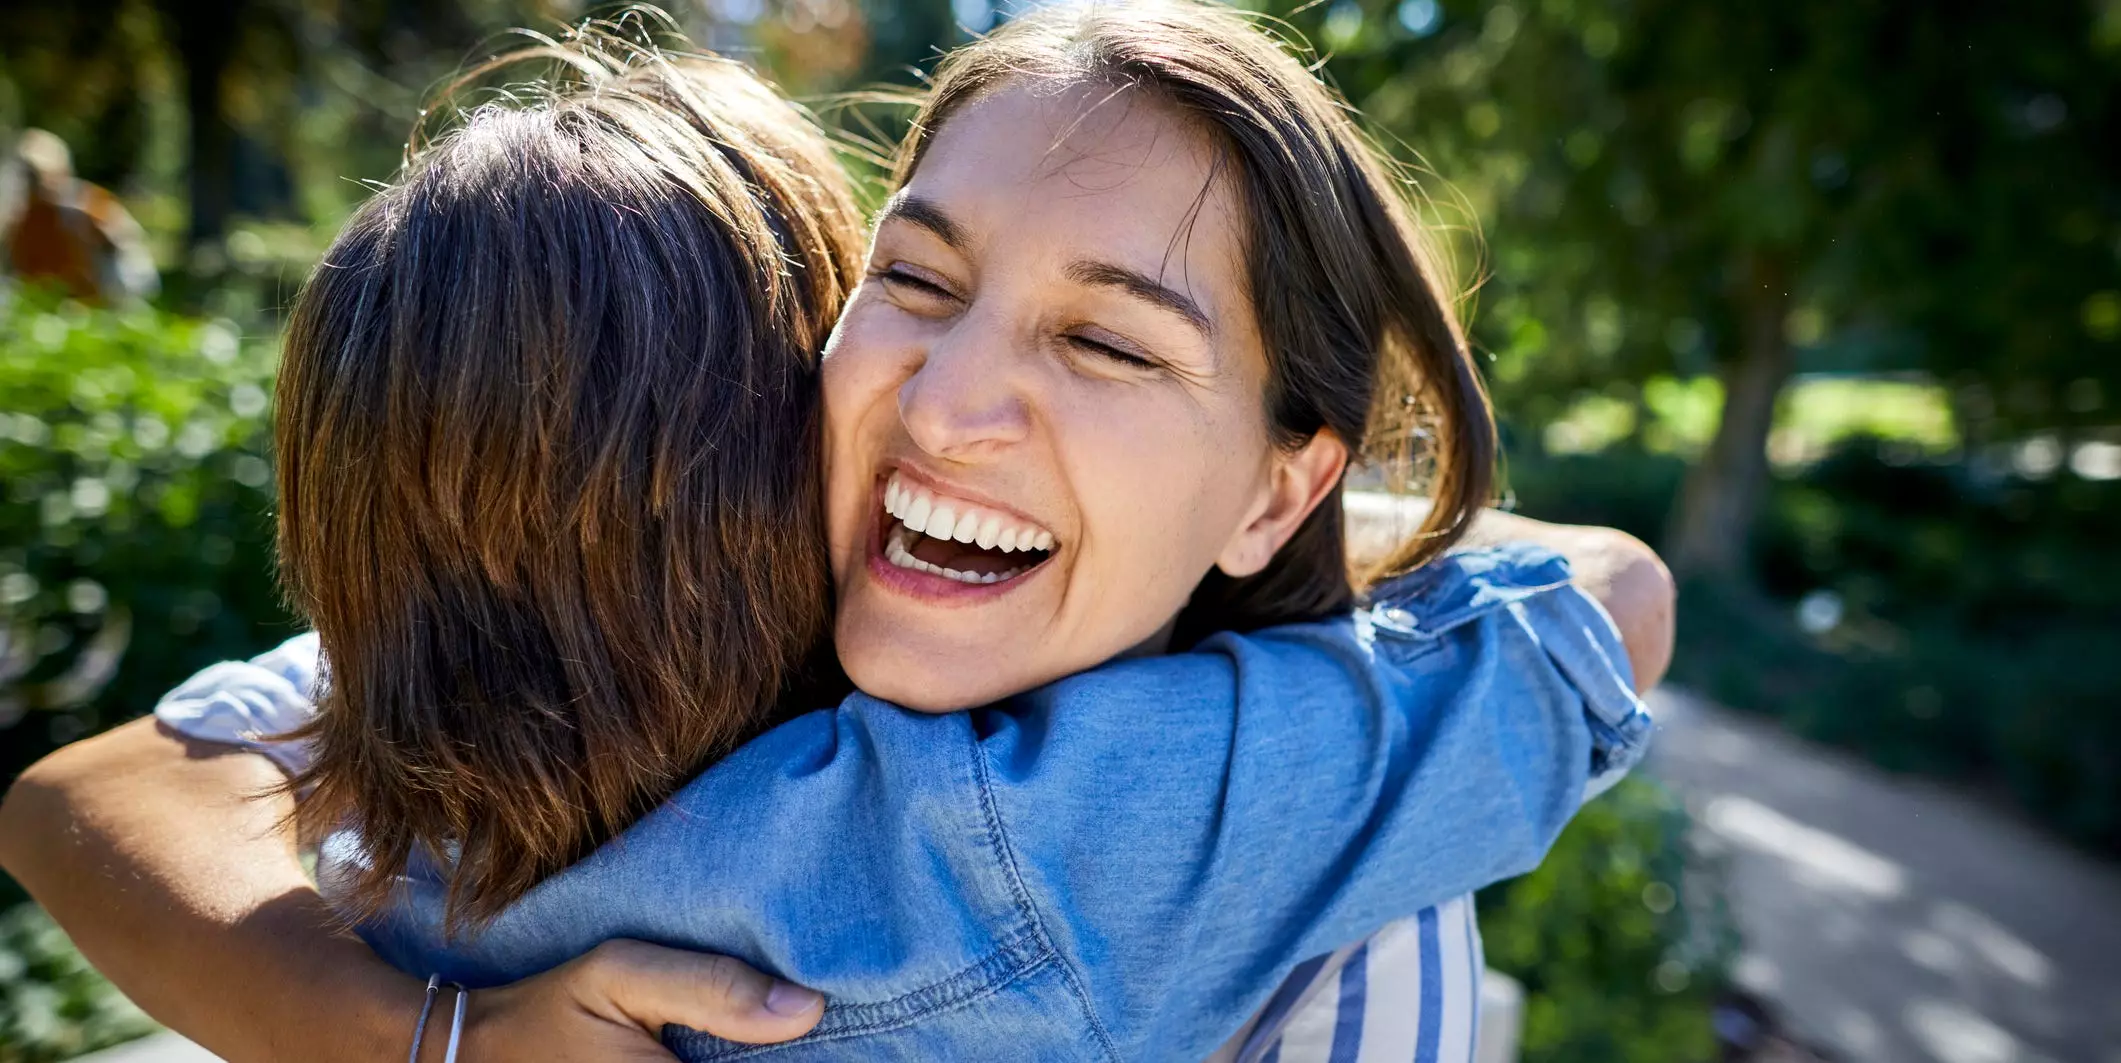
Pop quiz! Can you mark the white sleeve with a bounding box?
[152,632,322,777]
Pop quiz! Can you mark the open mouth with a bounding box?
[878,471,1056,586]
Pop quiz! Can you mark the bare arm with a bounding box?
[0,716,822,1063]
[1346,493,1675,692]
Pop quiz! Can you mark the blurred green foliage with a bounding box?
[0,906,155,1063]
[1305,0,2121,425]
[1742,444,2121,848]
[1274,0,2121,851]
[1481,778,1737,1063]
[1285,0,2120,583]
[0,288,295,784]
[0,289,293,1058]
[1510,440,2121,853]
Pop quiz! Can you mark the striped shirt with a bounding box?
[1213,896,1486,1063]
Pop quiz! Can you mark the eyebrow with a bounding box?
[876,191,1215,339]
[1065,260,1214,338]
[875,191,967,250]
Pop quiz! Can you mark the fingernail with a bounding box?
[765,980,821,1016]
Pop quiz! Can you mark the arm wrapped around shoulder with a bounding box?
[990,544,1654,1058]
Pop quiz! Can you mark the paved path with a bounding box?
[1648,688,2121,1063]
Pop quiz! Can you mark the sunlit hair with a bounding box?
[893,1,1496,638]
[274,29,865,930]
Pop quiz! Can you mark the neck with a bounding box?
[1122,615,1180,659]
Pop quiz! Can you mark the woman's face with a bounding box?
[821,81,1345,711]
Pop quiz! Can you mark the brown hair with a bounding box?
[892,1,1495,639]
[274,37,865,929]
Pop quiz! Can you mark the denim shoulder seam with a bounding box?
[966,724,1125,1062]
[1362,545,1575,642]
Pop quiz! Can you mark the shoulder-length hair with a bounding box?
[275,35,864,930]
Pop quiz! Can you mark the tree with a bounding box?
[1293,0,2121,577]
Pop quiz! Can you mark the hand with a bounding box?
[441,940,823,1062]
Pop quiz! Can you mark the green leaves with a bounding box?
[1284,0,2119,439]
[0,904,157,1063]
[1479,778,1737,1063]
[0,289,295,769]
[0,290,300,1060]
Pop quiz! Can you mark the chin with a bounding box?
[836,633,1015,714]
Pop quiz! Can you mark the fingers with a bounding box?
[581,940,824,1045]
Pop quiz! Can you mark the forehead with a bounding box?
[907,81,1251,317]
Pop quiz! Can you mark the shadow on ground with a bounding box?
[1649,689,2121,1063]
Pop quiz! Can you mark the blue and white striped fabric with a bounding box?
[1213,895,1486,1063]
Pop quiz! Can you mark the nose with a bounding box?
[897,319,1031,462]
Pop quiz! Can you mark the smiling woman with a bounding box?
[824,25,1495,710]
[825,80,1321,710]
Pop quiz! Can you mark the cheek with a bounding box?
[822,304,899,416]
[820,306,911,549]
[1063,389,1268,581]
[821,304,915,470]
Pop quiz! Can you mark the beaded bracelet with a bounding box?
[409,973,470,1063]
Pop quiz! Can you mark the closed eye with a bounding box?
[1067,334,1158,371]
[873,265,957,302]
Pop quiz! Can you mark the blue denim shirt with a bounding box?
[162,545,1651,1062]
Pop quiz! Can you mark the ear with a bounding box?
[1216,430,1349,578]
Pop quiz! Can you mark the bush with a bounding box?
[0,287,297,1058]
[1,288,299,1052]
[0,905,156,1063]
[1505,439,2121,856]
[0,287,295,785]
[1501,445,1690,548]
[1479,778,1736,1063]
[1707,440,2121,851]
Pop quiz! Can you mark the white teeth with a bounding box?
[883,532,923,572]
[879,471,1057,559]
[883,526,1024,585]
[928,505,958,542]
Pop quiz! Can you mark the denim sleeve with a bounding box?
[151,632,321,776]
[978,544,1652,1059]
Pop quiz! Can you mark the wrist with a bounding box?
[326,954,438,1063]
[220,916,431,1063]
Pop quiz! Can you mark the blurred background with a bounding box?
[1,1,2116,1060]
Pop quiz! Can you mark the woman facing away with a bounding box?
[0,5,1673,1062]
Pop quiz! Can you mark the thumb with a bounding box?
[580,939,824,1045]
